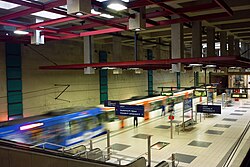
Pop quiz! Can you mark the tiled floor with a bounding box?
[87,98,250,167]
[230,113,243,116]
[214,124,231,128]
[205,130,224,135]
[151,142,169,150]
[188,140,212,148]
[222,118,238,122]
[110,143,131,151]
[154,125,170,129]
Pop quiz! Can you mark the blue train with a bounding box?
[0,107,106,149]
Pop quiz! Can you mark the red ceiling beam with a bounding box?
[0,0,66,22]
[18,14,96,31]
[146,0,191,21]
[59,17,129,32]
[0,8,39,22]
[176,2,218,13]
[191,12,229,21]
[0,21,26,28]
[86,17,127,30]
[39,56,238,70]
[57,11,231,40]
[1,0,42,9]
[128,0,174,9]
[213,0,233,16]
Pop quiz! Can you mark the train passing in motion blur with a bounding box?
[0,107,106,148]
[0,89,204,149]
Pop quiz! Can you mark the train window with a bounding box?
[96,113,105,125]
[83,117,96,130]
[69,120,82,135]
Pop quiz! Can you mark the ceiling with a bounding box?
[0,0,250,46]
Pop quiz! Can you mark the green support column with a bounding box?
[99,51,108,104]
[176,72,180,89]
[194,72,199,87]
[5,43,23,120]
[147,49,153,96]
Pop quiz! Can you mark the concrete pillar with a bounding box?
[228,35,234,55]
[192,21,202,58]
[155,38,162,60]
[171,15,184,59]
[171,15,183,89]
[138,36,144,61]
[247,44,250,59]
[241,42,246,58]
[207,27,215,57]
[84,36,94,74]
[112,36,122,62]
[220,31,227,56]
[234,39,240,56]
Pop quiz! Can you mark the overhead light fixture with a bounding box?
[102,67,117,70]
[205,65,216,68]
[100,13,114,19]
[135,28,141,31]
[91,9,101,15]
[189,64,203,67]
[14,30,29,35]
[0,1,20,10]
[31,11,66,19]
[107,0,127,11]
[75,12,83,16]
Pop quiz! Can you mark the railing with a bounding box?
[30,142,66,152]
[222,121,250,167]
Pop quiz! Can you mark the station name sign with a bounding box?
[197,104,221,114]
[231,93,248,99]
[115,104,144,117]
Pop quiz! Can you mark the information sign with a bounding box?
[104,100,119,107]
[197,104,221,114]
[115,105,144,117]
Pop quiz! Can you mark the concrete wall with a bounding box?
[108,70,148,100]
[0,39,206,120]
[22,41,100,117]
[0,42,7,121]
[154,70,195,90]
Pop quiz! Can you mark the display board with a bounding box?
[183,98,192,112]
[194,90,207,97]
[115,104,144,117]
[197,104,221,114]
[231,93,248,99]
[208,92,213,102]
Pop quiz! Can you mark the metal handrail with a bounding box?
[30,142,66,152]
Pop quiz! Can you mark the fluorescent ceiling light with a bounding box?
[100,13,114,19]
[31,11,66,19]
[14,30,29,35]
[91,9,101,15]
[107,3,127,11]
[0,1,20,9]
[206,65,216,68]
[75,12,83,16]
[189,64,203,67]
[97,0,129,2]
